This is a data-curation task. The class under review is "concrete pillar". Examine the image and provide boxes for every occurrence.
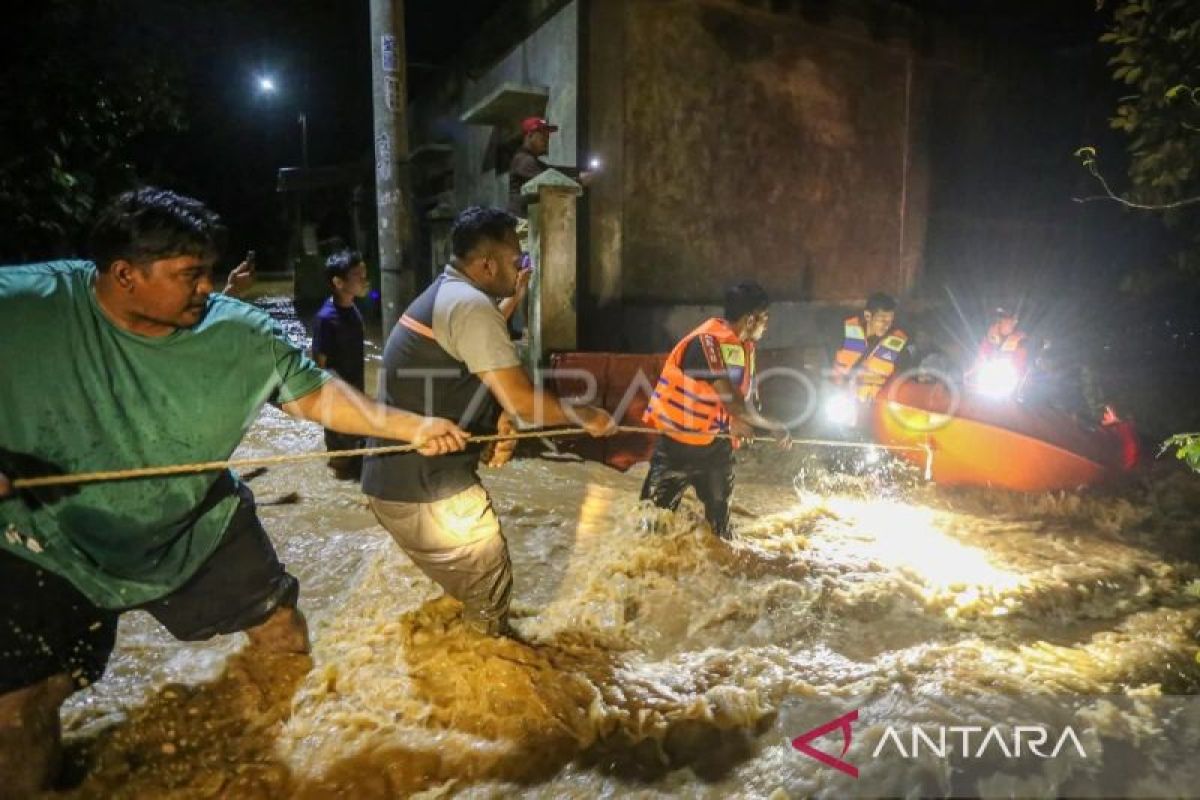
[521,168,582,372]
[369,0,413,335]
[426,202,456,280]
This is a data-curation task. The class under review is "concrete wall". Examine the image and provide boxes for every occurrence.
[585,0,933,350]
[583,0,1110,355]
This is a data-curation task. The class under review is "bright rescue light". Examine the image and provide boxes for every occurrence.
[974,359,1020,400]
[824,392,857,427]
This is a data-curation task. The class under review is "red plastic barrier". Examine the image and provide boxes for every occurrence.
[547,348,811,471]
[548,352,664,471]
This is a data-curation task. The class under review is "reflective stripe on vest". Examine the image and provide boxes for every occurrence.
[833,315,908,400]
[643,318,754,446]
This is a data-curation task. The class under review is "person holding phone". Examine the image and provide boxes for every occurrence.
[221,249,256,298]
[506,117,595,217]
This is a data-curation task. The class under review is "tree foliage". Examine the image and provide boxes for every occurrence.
[1092,0,1200,277]
[0,1,186,260]
[1162,434,1200,471]
[1093,1,1200,472]
[1103,0,1200,197]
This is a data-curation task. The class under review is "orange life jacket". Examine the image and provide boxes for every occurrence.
[643,318,755,446]
[974,325,1028,376]
[832,315,908,400]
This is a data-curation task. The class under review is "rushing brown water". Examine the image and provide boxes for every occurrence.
[54,296,1200,799]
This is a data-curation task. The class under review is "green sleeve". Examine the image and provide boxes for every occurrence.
[268,321,331,403]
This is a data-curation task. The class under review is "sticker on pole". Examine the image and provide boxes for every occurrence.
[385,76,402,112]
[376,132,393,182]
[382,34,397,73]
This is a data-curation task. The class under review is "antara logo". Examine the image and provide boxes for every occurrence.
[792,710,1088,777]
[791,710,859,778]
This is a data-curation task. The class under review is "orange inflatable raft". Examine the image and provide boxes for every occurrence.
[872,379,1138,492]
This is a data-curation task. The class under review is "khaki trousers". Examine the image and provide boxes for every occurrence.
[367,485,512,635]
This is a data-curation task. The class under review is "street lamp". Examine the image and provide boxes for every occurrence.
[255,73,308,170]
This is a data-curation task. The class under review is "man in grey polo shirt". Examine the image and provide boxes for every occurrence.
[361,206,616,636]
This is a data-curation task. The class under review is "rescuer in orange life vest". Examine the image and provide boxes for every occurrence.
[965,306,1032,399]
[826,292,910,427]
[640,280,792,539]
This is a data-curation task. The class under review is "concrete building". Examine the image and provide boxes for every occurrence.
[408,0,1114,354]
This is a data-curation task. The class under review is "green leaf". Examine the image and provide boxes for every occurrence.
[1162,434,1200,472]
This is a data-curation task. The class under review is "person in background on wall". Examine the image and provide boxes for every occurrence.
[506,116,594,218]
[361,206,616,637]
[505,116,592,339]
[640,280,792,540]
[312,249,370,480]
[0,187,468,795]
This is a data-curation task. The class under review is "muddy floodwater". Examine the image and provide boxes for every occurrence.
[55,299,1200,799]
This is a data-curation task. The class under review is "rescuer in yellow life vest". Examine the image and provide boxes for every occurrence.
[641,281,792,539]
[826,292,910,427]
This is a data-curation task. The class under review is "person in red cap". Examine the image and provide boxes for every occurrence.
[504,117,593,333]
[507,116,591,216]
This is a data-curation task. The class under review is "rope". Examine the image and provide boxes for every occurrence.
[9,425,934,490]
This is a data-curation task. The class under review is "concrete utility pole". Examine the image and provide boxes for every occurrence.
[370,0,413,335]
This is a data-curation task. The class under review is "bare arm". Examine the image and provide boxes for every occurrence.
[712,377,790,444]
[476,366,615,436]
[280,377,469,455]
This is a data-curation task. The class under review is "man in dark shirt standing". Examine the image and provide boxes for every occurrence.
[312,249,369,479]
[507,116,593,216]
[508,117,555,216]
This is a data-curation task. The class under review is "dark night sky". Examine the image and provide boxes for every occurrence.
[0,1,507,267]
[168,0,512,267]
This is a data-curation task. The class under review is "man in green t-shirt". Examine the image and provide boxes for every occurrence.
[0,187,468,794]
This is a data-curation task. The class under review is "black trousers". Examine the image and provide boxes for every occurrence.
[0,480,298,694]
[639,436,735,538]
[324,429,364,480]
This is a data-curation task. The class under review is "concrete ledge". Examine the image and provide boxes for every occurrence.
[459,82,550,127]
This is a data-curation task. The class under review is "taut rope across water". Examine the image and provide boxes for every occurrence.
[10,426,933,489]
